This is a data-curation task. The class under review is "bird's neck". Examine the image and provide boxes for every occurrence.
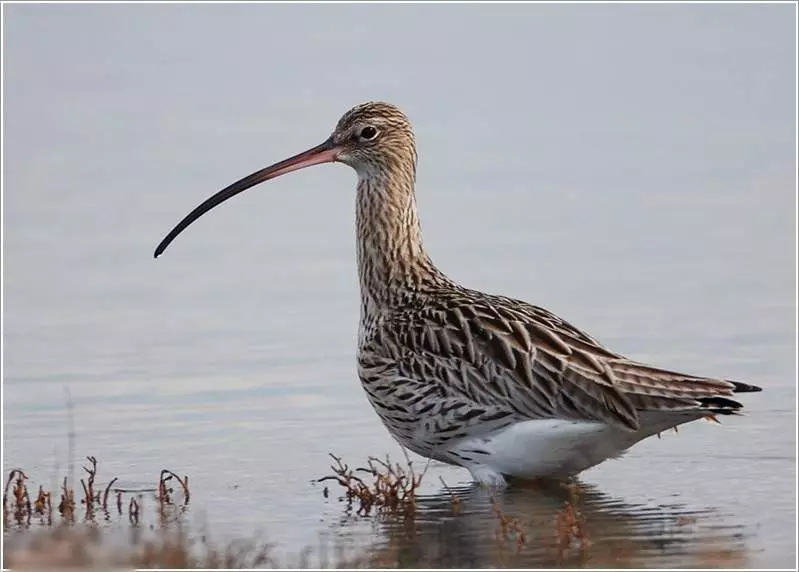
[355,167,445,313]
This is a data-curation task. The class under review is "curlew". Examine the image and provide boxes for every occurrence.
[155,102,761,486]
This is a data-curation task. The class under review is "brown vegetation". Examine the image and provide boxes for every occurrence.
[317,452,426,518]
[3,457,189,530]
[3,453,747,569]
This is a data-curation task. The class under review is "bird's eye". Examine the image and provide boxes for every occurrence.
[358,126,378,141]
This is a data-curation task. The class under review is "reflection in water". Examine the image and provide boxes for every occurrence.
[332,480,750,568]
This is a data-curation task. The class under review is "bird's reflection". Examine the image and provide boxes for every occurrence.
[330,477,750,568]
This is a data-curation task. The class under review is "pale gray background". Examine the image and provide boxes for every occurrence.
[4,3,795,567]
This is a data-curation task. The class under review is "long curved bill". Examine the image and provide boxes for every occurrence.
[154,137,339,258]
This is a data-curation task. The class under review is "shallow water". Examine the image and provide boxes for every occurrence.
[4,4,796,568]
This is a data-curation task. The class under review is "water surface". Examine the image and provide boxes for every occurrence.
[4,4,796,568]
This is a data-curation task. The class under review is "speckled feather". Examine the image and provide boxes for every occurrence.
[156,101,761,484]
[339,103,759,471]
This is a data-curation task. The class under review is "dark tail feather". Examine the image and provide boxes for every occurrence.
[697,380,760,415]
[698,395,744,414]
[728,380,762,393]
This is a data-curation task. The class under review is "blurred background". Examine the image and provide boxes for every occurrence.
[4,3,795,567]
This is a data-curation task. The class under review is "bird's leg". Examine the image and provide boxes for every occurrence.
[465,464,508,489]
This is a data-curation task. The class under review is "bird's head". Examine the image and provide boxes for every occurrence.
[154,101,415,258]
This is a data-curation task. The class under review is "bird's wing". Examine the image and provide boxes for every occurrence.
[388,289,756,432]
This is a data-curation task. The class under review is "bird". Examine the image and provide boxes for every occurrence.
[154,102,762,487]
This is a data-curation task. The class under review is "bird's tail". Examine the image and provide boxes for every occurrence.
[607,360,761,417]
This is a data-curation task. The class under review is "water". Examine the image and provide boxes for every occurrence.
[4,4,795,568]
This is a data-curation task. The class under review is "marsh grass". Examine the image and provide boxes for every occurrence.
[316,452,426,518]
[3,452,745,569]
[3,457,209,568]
[3,457,189,530]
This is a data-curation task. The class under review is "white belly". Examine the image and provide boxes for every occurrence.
[448,419,651,483]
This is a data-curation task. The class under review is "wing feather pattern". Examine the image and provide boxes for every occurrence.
[365,287,760,435]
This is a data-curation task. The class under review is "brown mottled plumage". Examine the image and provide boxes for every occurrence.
[155,102,761,486]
